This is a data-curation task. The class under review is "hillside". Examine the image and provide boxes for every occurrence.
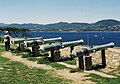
[0,19,120,31]
[0,23,8,27]
[94,19,120,26]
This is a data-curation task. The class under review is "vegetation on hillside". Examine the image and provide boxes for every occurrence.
[0,19,120,32]
[0,27,29,37]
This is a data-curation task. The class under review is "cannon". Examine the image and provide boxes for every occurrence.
[24,37,62,47]
[71,42,115,70]
[39,39,84,52]
[39,42,62,52]
[72,42,114,57]
[39,39,84,62]
[12,37,43,44]
[11,37,43,52]
[24,37,62,57]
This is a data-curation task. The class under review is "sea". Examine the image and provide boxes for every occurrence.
[27,31,120,47]
[0,31,120,47]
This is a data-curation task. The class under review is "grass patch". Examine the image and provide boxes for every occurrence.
[37,56,50,64]
[0,45,5,52]
[37,56,69,70]
[27,57,39,62]
[49,62,69,70]
[60,56,73,61]
[0,36,4,43]
[86,73,120,84]
[91,64,104,71]
[11,48,20,53]
[16,53,23,56]
[21,53,32,58]
[0,56,70,84]
[11,48,32,58]
[69,68,83,73]
[64,59,76,65]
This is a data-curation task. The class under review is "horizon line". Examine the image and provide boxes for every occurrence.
[0,18,120,25]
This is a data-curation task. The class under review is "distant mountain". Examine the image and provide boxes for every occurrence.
[94,19,120,26]
[8,23,43,28]
[1,19,120,31]
[45,22,70,29]
[0,23,8,27]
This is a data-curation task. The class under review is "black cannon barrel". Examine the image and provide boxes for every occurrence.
[39,39,84,52]
[72,42,115,57]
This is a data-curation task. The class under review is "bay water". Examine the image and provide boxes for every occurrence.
[28,32,120,47]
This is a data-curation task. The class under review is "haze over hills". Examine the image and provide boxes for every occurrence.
[0,19,120,31]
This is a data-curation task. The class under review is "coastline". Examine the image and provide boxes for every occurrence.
[29,30,120,33]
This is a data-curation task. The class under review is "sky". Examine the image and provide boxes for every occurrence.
[0,0,120,24]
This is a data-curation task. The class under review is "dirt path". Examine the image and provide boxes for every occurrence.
[57,61,117,78]
[56,69,94,84]
[1,52,53,70]
[57,62,77,68]
[0,51,117,83]
[84,70,117,78]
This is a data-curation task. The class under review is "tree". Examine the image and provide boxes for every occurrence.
[0,27,30,37]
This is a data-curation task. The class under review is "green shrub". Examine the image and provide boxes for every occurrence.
[27,57,39,62]
[21,53,32,58]
[0,36,4,43]
[37,56,50,64]
[0,45,5,52]
[11,48,20,53]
